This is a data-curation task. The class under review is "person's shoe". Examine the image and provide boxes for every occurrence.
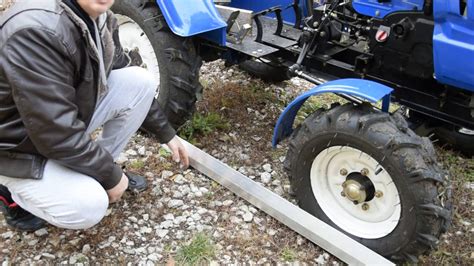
[0,185,46,232]
[125,172,148,192]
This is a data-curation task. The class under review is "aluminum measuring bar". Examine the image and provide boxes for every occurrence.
[181,138,394,265]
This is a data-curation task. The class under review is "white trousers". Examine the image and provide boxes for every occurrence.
[0,67,158,229]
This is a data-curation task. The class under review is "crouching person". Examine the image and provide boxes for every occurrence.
[0,0,189,231]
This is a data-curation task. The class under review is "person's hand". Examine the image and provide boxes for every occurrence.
[166,136,189,169]
[106,173,129,203]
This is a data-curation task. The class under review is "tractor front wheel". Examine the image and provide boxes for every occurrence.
[284,103,452,262]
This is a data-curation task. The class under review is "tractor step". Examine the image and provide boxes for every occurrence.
[262,31,298,49]
[181,138,394,265]
[226,39,279,57]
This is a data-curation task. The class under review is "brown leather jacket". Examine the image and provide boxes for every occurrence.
[0,0,175,189]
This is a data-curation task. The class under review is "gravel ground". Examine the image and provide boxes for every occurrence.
[1,61,472,265]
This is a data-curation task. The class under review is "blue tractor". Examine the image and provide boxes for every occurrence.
[111,0,470,261]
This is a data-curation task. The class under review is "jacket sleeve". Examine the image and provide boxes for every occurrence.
[108,11,131,70]
[1,28,122,190]
[141,100,176,144]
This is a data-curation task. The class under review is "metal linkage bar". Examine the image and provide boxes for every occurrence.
[181,138,394,265]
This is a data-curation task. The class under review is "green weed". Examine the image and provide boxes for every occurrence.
[128,160,145,170]
[280,246,297,262]
[179,112,229,143]
[176,233,216,265]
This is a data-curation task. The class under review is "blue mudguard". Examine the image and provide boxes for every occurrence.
[352,0,424,18]
[156,0,227,46]
[272,79,393,147]
[433,0,474,92]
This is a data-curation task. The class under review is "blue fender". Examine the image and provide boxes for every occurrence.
[272,79,393,147]
[432,0,474,92]
[352,0,424,18]
[156,0,227,45]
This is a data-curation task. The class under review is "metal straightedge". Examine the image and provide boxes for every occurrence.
[181,138,394,265]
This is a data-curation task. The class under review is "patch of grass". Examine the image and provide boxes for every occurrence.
[158,147,172,158]
[280,247,297,262]
[128,160,144,170]
[179,112,229,143]
[176,233,216,265]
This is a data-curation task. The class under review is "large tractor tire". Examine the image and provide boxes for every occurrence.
[284,103,452,262]
[112,0,203,129]
[433,126,474,157]
[239,59,290,82]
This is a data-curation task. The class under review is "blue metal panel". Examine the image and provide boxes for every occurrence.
[272,79,393,146]
[228,0,311,25]
[352,0,424,18]
[433,0,474,92]
[156,0,227,45]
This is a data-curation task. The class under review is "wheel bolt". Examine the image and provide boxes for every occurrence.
[375,191,383,198]
[361,168,369,176]
[341,191,346,197]
[362,203,369,211]
[340,168,348,176]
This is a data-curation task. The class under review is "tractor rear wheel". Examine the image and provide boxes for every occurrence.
[112,0,203,129]
[284,103,452,262]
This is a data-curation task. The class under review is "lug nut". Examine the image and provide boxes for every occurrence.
[340,168,348,176]
[362,203,369,211]
[353,200,359,205]
[341,191,346,197]
[361,168,369,176]
[375,191,383,198]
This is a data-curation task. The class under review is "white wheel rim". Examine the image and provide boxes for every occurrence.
[311,146,401,239]
[115,14,160,89]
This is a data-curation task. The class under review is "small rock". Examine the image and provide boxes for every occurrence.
[230,216,242,224]
[140,227,152,234]
[152,186,163,196]
[260,172,272,184]
[82,244,91,254]
[315,254,326,264]
[262,163,272,173]
[164,213,175,220]
[69,253,88,264]
[174,174,186,184]
[28,239,39,246]
[222,200,233,206]
[41,253,56,259]
[159,220,174,229]
[161,170,174,179]
[137,146,146,156]
[126,149,137,156]
[167,199,184,208]
[191,213,202,221]
[267,229,277,236]
[1,231,14,239]
[147,253,162,261]
[123,248,136,255]
[156,229,169,238]
[128,216,138,223]
[242,212,253,222]
[116,153,128,164]
[34,228,48,237]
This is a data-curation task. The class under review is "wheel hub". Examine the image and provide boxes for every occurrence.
[342,180,366,203]
[341,172,375,204]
